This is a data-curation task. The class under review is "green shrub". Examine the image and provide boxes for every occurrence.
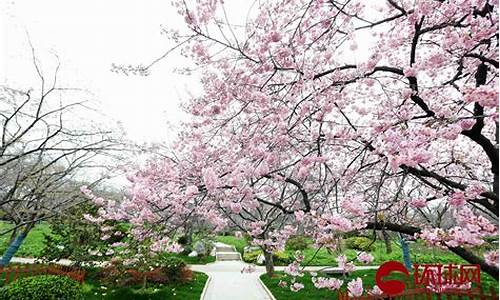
[1,275,82,300]
[0,287,8,299]
[344,237,374,251]
[243,250,261,264]
[193,239,214,257]
[156,255,186,282]
[243,250,293,265]
[273,251,293,265]
[285,235,309,251]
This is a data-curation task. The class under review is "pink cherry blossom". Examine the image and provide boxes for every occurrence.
[484,250,499,267]
[86,0,499,282]
[340,196,367,217]
[448,192,466,207]
[348,278,364,297]
[230,202,242,214]
[410,198,427,209]
[202,167,219,194]
[368,285,383,296]
[185,185,199,196]
[337,255,356,273]
[268,31,282,43]
[357,252,374,265]
[312,277,343,290]
[284,261,303,277]
[290,282,304,292]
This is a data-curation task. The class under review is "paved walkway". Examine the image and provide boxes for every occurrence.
[190,242,272,300]
[191,260,272,300]
[191,262,379,300]
[7,257,70,265]
[192,242,381,300]
[6,257,108,267]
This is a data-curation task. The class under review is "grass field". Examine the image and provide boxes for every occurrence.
[214,235,470,266]
[260,270,498,300]
[82,271,208,300]
[0,222,52,258]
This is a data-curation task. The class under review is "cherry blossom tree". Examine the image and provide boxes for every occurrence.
[92,0,498,285]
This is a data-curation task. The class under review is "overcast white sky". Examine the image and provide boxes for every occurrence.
[1,0,373,145]
[1,0,201,144]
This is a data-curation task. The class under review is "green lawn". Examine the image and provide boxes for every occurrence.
[215,235,469,266]
[0,222,52,258]
[302,240,469,266]
[82,271,208,300]
[261,270,498,300]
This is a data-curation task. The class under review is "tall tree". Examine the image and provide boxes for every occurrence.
[0,52,124,265]
[92,0,498,284]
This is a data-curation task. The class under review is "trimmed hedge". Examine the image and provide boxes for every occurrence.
[0,274,82,300]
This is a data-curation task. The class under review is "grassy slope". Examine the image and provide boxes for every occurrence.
[82,271,208,300]
[261,270,498,300]
[0,222,52,257]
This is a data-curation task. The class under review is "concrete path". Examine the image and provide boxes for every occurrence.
[191,260,272,300]
[214,242,241,261]
[8,257,72,265]
[192,242,380,300]
[191,242,272,300]
[5,257,108,267]
[191,261,379,300]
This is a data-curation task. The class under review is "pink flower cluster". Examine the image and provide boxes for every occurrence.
[284,261,303,277]
[312,277,343,290]
[337,255,355,273]
[484,250,499,267]
[347,278,364,297]
[410,198,427,209]
[464,86,499,108]
[340,196,367,217]
[290,282,304,292]
[420,207,497,248]
[357,252,374,265]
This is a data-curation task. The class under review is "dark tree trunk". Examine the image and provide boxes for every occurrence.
[185,225,193,246]
[8,227,18,245]
[263,250,274,277]
[382,229,392,254]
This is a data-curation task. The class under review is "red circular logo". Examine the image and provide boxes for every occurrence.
[375,261,409,296]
